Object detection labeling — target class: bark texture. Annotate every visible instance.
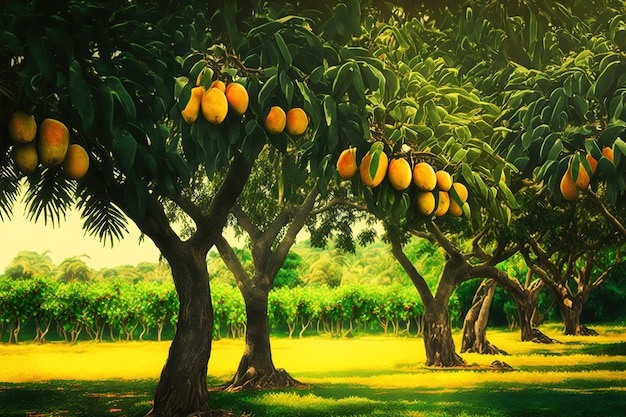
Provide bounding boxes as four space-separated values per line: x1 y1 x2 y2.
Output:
423 303 466 367
216 186 319 391
220 285 304 391
461 279 503 355
557 296 599 336
135 154 254 416
515 296 557 343
147 249 213 417
390 228 466 367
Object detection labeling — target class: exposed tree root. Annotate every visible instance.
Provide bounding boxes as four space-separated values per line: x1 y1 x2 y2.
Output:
426 351 467 368
527 328 560 344
489 360 514 371
216 367 307 392
576 325 599 336
427 360 514 371
462 340 508 355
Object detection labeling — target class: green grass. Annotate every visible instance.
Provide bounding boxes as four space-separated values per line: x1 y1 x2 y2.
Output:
1 325 626 416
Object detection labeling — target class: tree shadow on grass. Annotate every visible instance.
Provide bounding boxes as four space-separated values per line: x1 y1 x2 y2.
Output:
3 377 626 417
571 341 626 356
208 383 626 417
0 380 154 417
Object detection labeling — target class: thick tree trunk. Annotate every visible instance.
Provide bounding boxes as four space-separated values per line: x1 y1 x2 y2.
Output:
389 229 466 368
461 279 503 355
515 296 556 344
423 299 466 367
558 299 598 336
222 285 303 391
147 250 213 417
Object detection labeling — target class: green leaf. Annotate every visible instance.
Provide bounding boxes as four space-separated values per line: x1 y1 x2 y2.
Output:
274 32 292 68
498 180 519 209
584 138 603 159
27 29 54 81
451 148 468 163
473 173 489 201
279 70 294 106
590 60 621 100
113 130 137 173
97 81 114 136
165 152 191 185
310 66 326 85
540 134 562 161
424 100 440 126
69 60 95 132
615 138 626 157
105 76 136 121
369 151 380 181
332 62 353 99
258 74 278 110
599 122 625 145
349 62 366 104
323 95 337 127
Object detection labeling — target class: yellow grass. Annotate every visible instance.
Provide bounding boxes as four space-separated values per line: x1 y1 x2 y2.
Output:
0 325 625 391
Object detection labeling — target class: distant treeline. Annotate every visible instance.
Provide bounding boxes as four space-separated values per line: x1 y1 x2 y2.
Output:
2 264 625 344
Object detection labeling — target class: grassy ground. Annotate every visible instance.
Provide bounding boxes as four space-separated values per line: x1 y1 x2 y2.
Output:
1 324 626 416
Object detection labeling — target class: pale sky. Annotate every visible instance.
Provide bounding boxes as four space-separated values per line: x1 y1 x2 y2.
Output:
0 199 161 271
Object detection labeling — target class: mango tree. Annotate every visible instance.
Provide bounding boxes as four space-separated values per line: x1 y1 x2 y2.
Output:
1 1 259 415
391 0 626 349
0 0 399 414
168 0 390 391
325 1 540 366
489 3 626 335
515 195 625 335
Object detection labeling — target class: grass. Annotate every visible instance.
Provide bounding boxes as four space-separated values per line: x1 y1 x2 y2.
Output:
1 324 626 416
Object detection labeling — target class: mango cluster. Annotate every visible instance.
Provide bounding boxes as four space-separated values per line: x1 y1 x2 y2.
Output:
559 147 613 201
6 111 89 180
336 144 469 218
181 78 309 137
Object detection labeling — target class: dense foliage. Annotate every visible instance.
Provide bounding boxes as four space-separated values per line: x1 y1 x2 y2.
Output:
0 277 437 343
3 270 625 345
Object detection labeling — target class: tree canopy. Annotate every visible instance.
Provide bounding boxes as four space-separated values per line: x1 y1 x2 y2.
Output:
2 0 626 415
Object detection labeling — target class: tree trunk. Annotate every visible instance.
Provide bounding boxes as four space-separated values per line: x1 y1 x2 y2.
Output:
558 298 598 336
461 279 503 355
221 285 303 391
423 300 466 367
515 295 556 344
388 229 466 368
146 249 213 417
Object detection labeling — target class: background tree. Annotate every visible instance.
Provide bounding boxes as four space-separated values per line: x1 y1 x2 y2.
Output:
213 148 319 391
56 255 94 282
517 192 625 335
3 250 55 280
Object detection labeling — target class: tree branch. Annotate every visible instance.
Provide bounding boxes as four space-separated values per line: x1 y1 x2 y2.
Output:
215 233 252 295
232 204 262 241
387 227 435 308
310 196 368 214
584 188 626 239
425 220 462 258
271 185 320 276
194 152 254 248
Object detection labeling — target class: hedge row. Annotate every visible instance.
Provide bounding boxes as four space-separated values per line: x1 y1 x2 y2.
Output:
0 278 450 343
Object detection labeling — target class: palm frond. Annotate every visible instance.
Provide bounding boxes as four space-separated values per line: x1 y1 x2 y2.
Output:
0 150 20 220
22 167 75 227
75 181 129 247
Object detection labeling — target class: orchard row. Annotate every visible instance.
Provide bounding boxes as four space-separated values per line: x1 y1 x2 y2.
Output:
0 278 437 343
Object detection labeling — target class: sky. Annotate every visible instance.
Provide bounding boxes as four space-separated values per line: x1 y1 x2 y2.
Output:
0 199 162 271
